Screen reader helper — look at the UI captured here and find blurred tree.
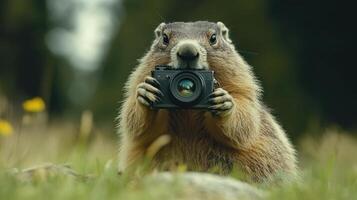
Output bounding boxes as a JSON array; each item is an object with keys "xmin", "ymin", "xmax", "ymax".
[
  {"xmin": 270, "ymin": 0, "xmax": 357, "ymax": 130},
  {"xmin": 0, "ymin": 0, "xmax": 66, "ymax": 115},
  {"xmin": 0, "ymin": 0, "xmax": 47, "ymax": 99}
]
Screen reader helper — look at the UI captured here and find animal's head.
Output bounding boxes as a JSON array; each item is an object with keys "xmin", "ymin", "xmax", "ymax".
[{"xmin": 150, "ymin": 21, "xmax": 236, "ymax": 70}]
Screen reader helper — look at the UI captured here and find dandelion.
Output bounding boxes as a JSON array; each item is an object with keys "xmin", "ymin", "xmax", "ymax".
[
  {"xmin": 0, "ymin": 119, "xmax": 13, "ymax": 136},
  {"xmin": 22, "ymin": 97, "xmax": 46, "ymax": 113},
  {"xmin": 177, "ymin": 164, "xmax": 187, "ymax": 172}
]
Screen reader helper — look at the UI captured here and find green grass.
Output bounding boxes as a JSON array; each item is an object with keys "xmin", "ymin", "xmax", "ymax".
[
  {"xmin": 0, "ymin": 120, "xmax": 356, "ymax": 200},
  {"xmin": 269, "ymin": 131, "xmax": 357, "ymax": 199}
]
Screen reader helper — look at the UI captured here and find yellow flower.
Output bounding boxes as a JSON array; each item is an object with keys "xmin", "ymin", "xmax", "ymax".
[
  {"xmin": 0, "ymin": 119, "xmax": 13, "ymax": 136},
  {"xmin": 22, "ymin": 97, "xmax": 46, "ymax": 113},
  {"xmin": 177, "ymin": 164, "xmax": 187, "ymax": 173}
]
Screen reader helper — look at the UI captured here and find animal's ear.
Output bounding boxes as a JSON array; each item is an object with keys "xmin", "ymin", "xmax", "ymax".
[
  {"xmin": 217, "ymin": 22, "xmax": 232, "ymax": 43},
  {"xmin": 155, "ymin": 22, "xmax": 166, "ymax": 38}
]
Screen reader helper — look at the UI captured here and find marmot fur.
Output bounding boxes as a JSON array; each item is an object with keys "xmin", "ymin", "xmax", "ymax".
[{"xmin": 118, "ymin": 21, "xmax": 297, "ymax": 183}]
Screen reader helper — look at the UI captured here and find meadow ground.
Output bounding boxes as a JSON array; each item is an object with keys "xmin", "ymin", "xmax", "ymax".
[{"xmin": 0, "ymin": 116, "xmax": 356, "ymax": 200}]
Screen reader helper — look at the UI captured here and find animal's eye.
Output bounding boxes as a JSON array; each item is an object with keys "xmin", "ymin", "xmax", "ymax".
[
  {"xmin": 163, "ymin": 33, "xmax": 169, "ymax": 45},
  {"xmin": 209, "ymin": 34, "xmax": 217, "ymax": 45}
]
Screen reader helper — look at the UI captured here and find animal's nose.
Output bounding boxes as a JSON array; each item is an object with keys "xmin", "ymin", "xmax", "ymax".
[{"xmin": 177, "ymin": 43, "xmax": 199, "ymax": 61}]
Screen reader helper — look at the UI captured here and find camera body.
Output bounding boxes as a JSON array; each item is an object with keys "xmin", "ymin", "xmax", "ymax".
[{"xmin": 151, "ymin": 65, "xmax": 215, "ymax": 109}]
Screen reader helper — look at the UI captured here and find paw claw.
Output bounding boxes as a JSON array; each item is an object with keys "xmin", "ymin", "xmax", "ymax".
[
  {"xmin": 209, "ymin": 95, "xmax": 232, "ymax": 104},
  {"xmin": 145, "ymin": 76, "xmax": 161, "ymax": 88},
  {"xmin": 138, "ymin": 96, "xmax": 150, "ymax": 106},
  {"xmin": 209, "ymin": 88, "xmax": 227, "ymax": 98}
]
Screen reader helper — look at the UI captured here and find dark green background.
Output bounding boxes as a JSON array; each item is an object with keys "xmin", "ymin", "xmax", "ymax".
[{"xmin": 0, "ymin": 0, "xmax": 355, "ymax": 138}]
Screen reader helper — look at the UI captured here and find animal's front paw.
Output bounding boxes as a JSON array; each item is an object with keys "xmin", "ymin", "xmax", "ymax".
[
  {"xmin": 208, "ymin": 88, "xmax": 234, "ymax": 116},
  {"xmin": 136, "ymin": 76, "xmax": 163, "ymax": 107}
]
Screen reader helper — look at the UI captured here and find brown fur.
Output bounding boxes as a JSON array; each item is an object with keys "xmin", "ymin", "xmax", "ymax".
[{"xmin": 118, "ymin": 21, "xmax": 297, "ymax": 183}]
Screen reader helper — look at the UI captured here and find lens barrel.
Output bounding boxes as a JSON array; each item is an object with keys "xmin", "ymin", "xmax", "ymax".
[{"xmin": 169, "ymin": 71, "xmax": 205, "ymax": 106}]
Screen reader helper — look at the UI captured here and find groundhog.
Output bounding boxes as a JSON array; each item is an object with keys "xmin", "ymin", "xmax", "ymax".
[{"xmin": 118, "ymin": 21, "xmax": 297, "ymax": 183}]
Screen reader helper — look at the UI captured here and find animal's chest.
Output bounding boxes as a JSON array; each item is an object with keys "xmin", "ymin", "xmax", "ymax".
[
  {"xmin": 157, "ymin": 110, "xmax": 234, "ymax": 173},
  {"xmin": 168, "ymin": 110, "xmax": 207, "ymax": 135}
]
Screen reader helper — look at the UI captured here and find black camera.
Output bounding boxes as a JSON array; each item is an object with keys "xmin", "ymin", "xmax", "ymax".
[{"xmin": 151, "ymin": 65, "xmax": 215, "ymax": 109}]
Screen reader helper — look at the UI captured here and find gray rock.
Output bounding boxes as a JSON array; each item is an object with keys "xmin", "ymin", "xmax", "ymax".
[{"xmin": 145, "ymin": 172, "xmax": 266, "ymax": 200}]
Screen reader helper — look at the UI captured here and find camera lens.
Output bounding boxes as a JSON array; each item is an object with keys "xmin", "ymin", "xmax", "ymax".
[
  {"xmin": 169, "ymin": 71, "xmax": 205, "ymax": 106},
  {"xmin": 177, "ymin": 79, "xmax": 196, "ymax": 97}
]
